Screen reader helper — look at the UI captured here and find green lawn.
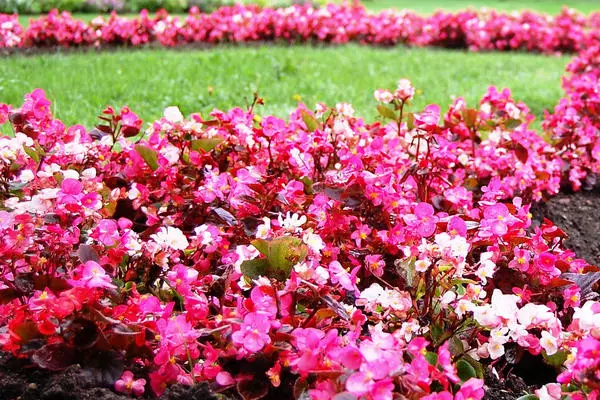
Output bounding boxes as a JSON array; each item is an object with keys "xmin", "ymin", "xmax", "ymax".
[
  {"xmin": 361, "ymin": 0, "xmax": 600, "ymax": 14},
  {"xmin": 0, "ymin": 45, "xmax": 569, "ymax": 130}
]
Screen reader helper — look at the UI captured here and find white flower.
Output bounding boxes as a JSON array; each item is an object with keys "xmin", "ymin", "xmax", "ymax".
[
  {"xmin": 18, "ymin": 169, "xmax": 35, "ymax": 183},
  {"xmin": 487, "ymin": 340, "xmax": 505, "ymax": 360},
  {"xmin": 151, "ymin": 227, "xmax": 189, "ymax": 251},
  {"xmin": 255, "ymin": 217, "xmax": 272, "ymax": 239},
  {"xmin": 62, "ymin": 169, "xmax": 80, "ymax": 180},
  {"xmin": 194, "ymin": 225, "xmax": 213, "ymax": 246},
  {"xmin": 128, "ymin": 183, "xmax": 141, "ymax": 200},
  {"xmin": 335, "ymin": 102, "xmax": 354, "ymax": 117},
  {"xmin": 278, "ymin": 212, "xmax": 307, "ymax": 233},
  {"xmin": 374, "ymin": 89, "xmax": 394, "ymax": 103},
  {"xmin": 490, "ymin": 327, "xmax": 509, "ymax": 344},
  {"xmin": 573, "ymin": 300, "xmax": 600, "ymax": 331},
  {"xmin": 490, "ymin": 289, "xmax": 519, "ymax": 321},
  {"xmin": 440, "ymin": 291, "xmax": 456, "ymax": 306},
  {"xmin": 415, "ymin": 258, "xmax": 431, "ymax": 272},
  {"xmin": 540, "ymin": 331, "xmax": 558, "ymax": 356},
  {"xmin": 455, "ymin": 299, "xmax": 474, "ymax": 318},
  {"xmin": 303, "ymin": 231, "xmax": 325, "ymax": 253},
  {"xmin": 536, "ymin": 383, "xmax": 562, "ymax": 400},
  {"xmin": 164, "ymin": 106, "xmax": 184, "ymax": 123},
  {"xmin": 476, "ymin": 253, "xmax": 496, "ymax": 284},
  {"xmin": 517, "ymin": 303, "xmax": 554, "ymax": 328}
]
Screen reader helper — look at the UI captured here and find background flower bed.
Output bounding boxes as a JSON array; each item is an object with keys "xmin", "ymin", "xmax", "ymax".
[{"xmin": 1, "ymin": 4, "xmax": 600, "ymax": 53}]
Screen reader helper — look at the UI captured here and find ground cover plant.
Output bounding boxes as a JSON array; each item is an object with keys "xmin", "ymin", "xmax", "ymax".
[{"xmin": 4, "ymin": 2, "xmax": 600, "ymax": 400}]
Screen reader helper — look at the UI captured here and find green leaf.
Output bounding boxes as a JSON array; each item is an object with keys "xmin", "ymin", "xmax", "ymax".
[
  {"xmin": 448, "ymin": 336, "xmax": 465, "ymax": 356},
  {"xmin": 240, "ymin": 258, "xmax": 270, "ymax": 280},
  {"xmin": 515, "ymin": 395, "xmax": 539, "ymax": 400},
  {"xmin": 543, "ymin": 350, "xmax": 568, "ymax": 368},
  {"xmin": 300, "ymin": 176, "xmax": 313, "ymax": 195},
  {"xmin": 430, "ymin": 323, "xmax": 443, "ymax": 343},
  {"xmin": 406, "ymin": 112, "xmax": 415, "ymax": 130},
  {"xmin": 301, "ymin": 110, "xmax": 319, "ymax": 132},
  {"xmin": 456, "ymin": 359, "xmax": 477, "ymax": 382},
  {"xmin": 460, "ymin": 355, "xmax": 484, "ymax": 379},
  {"xmin": 23, "ymin": 146, "xmax": 40, "ymax": 163},
  {"xmin": 266, "ymin": 236, "xmax": 308, "ymax": 277},
  {"xmin": 134, "ymin": 144, "xmax": 159, "ymax": 171},
  {"xmin": 251, "ymin": 239, "xmax": 270, "ymax": 256},
  {"xmin": 424, "ymin": 351, "xmax": 438, "ymax": 366},
  {"xmin": 376, "ymin": 105, "xmax": 397, "ymax": 120},
  {"xmin": 505, "ymin": 118, "xmax": 523, "ymax": 130},
  {"xmin": 191, "ymin": 137, "xmax": 224, "ymax": 153}
]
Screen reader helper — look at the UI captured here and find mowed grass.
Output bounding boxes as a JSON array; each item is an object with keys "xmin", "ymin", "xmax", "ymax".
[
  {"xmin": 0, "ymin": 45, "xmax": 569, "ymax": 130},
  {"xmin": 361, "ymin": 0, "xmax": 600, "ymax": 14}
]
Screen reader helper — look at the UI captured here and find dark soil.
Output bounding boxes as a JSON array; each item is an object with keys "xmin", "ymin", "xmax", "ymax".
[
  {"xmin": 532, "ymin": 186, "xmax": 600, "ymax": 265},
  {"xmin": 0, "ymin": 353, "xmax": 221, "ymax": 400}
]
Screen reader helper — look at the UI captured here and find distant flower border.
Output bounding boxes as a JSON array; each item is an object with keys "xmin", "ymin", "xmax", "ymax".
[{"xmin": 1, "ymin": 4, "xmax": 599, "ymax": 53}]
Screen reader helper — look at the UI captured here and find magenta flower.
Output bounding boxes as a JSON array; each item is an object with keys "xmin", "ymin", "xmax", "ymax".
[
  {"xmin": 509, "ymin": 247, "xmax": 531, "ymax": 272},
  {"xmin": 484, "ymin": 203, "xmax": 510, "ymax": 235},
  {"xmin": 365, "ymin": 254, "xmax": 385, "ymax": 277},
  {"xmin": 403, "ymin": 202, "xmax": 438, "ymax": 237},
  {"xmin": 166, "ymin": 264, "xmax": 199, "ymax": 296},
  {"xmin": 231, "ymin": 312, "xmax": 271, "ymax": 353},
  {"xmin": 93, "ymin": 219, "xmax": 120, "ymax": 246},
  {"xmin": 535, "ymin": 252, "xmax": 558, "ymax": 274},
  {"xmin": 448, "ymin": 216, "xmax": 467, "ymax": 237},
  {"xmin": 454, "ymin": 378, "xmax": 485, "ymax": 400},
  {"xmin": 69, "ymin": 261, "xmax": 116, "ymax": 290},
  {"xmin": 57, "ymin": 178, "xmax": 83, "ymax": 205},
  {"xmin": 115, "ymin": 371, "xmax": 146, "ymax": 397},
  {"xmin": 351, "ymin": 224, "xmax": 372, "ymax": 247}
]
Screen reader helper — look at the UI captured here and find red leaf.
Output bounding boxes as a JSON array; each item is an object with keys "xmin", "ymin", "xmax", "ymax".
[
  {"xmin": 514, "ymin": 143, "xmax": 529, "ymax": 164},
  {"xmin": 32, "ymin": 343, "xmax": 75, "ymax": 371}
]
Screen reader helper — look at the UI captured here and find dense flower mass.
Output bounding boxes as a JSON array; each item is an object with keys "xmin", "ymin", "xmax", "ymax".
[
  {"xmin": 4, "ymin": 3, "xmax": 600, "ymax": 400},
  {"xmin": 1, "ymin": 67, "xmax": 600, "ymax": 399},
  {"xmin": 0, "ymin": 4, "xmax": 599, "ymax": 53}
]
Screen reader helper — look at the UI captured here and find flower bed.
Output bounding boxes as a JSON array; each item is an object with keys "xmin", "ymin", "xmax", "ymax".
[
  {"xmin": 3, "ymin": 3, "xmax": 600, "ymax": 400},
  {"xmin": 0, "ymin": 4, "xmax": 599, "ymax": 53},
  {"xmin": 2, "ymin": 40, "xmax": 600, "ymax": 397}
]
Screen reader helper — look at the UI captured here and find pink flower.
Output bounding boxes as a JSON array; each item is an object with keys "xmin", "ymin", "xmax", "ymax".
[
  {"xmin": 115, "ymin": 371, "xmax": 146, "ymax": 397},
  {"xmin": 166, "ymin": 264, "xmax": 199, "ymax": 296},
  {"xmin": 93, "ymin": 219, "xmax": 120, "ymax": 246},
  {"xmin": 395, "ymin": 79, "xmax": 415, "ymax": 102},
  {"xmin": 455, "ymin": 378, "xmax": 484, "ymax": 400},
  {"xmin": 120, "ymin": 106, "xmax": 142, "ymax": 137},
  {"xmin": 374, "ymin": 89, "xmax": 394, "ymax": 103},
  {"xmin": 365, "ymin": 254, "xmax": 385, "ymax": 277},
  {"xmin": 509, "ymin": 247, "xmax": 530, "ymax": 272},
  {"xmin": 535, "ymin": 252, "xmax": 558, "ymax": 274},
  {"xmin": 58, "ymin": 178, "xmax": 83, "ymax": 204},
  {"xmin": 448, "ymin": 216, "xmax": 467, "ymax": 237},
  {"xmin": 80, "ymin": 192, "xmax": 102, "ymax": 210},
  {"xmin": 404, "ymin": 202, "xmax": 438, "ymax": 237},
  {"xmin": 69, "ymin": 261, "xmax": 116, "ymax": 290},
  {"xmin": 231, "ymin": 312, "xmax": 271, "ymax": 353},
  {"xmin": 483, "ymin": 203, "xmax": 510, "ymax": 236},
  {"xmin": 351, "ymin": 224, "xmax": 372, "ymax": 247}
]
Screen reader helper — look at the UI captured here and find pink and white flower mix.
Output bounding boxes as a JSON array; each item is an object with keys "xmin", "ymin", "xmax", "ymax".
[
  {"xmin": 0, "ymin": 4, "xmax": 599, "ymax": 53},
  {"xmin": 3, "ymin": 4, "xmax": 600, "ymax": 400}
]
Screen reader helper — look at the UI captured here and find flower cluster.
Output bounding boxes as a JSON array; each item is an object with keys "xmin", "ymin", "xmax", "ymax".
[
  {"xmin": 1, "ymin": 4, "xmax": 600, "ymax": 52},
  {"xmin": 1, "ymin": 73, "xmax": 600, "ymax": 400}
]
